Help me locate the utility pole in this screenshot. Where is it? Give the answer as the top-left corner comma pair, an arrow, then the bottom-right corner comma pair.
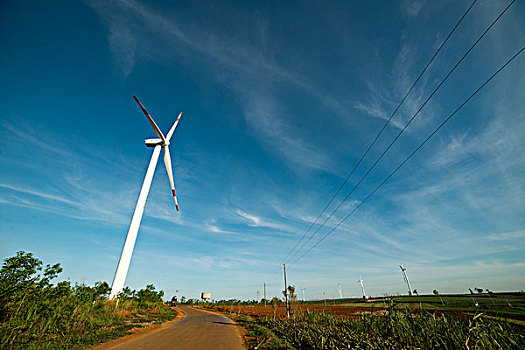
283,263 -> 289,319
264,282 -> 267,308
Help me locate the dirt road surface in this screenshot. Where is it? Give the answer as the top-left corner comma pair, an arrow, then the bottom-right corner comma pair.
106,306 -> 244,350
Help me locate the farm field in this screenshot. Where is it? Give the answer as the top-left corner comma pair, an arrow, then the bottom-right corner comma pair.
209,293 -> 525,322
200,294 -> 525,349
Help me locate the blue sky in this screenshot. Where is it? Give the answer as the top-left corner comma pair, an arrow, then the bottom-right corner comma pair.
1,0 -> 524,301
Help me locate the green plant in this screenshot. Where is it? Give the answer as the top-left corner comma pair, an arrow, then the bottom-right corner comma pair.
245,305 -> 524,349
0,251 -> 175,349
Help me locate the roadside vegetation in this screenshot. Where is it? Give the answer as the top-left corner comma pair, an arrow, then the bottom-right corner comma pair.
201,288 -> 524,350
226,306 -> 524,350
0,251 -> 176,349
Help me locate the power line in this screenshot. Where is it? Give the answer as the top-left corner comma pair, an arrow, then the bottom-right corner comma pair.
286,0 -> 516,264
281,0 -> 479,263
290,44 -> 524,266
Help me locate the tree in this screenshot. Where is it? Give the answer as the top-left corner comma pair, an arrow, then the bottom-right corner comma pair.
119,286 -> 134,300
287,285 -> 298,320
93,281 -> 111,299
0,251 -> 62,300
0,251 -> 42,287
136,284 -> 164,304
433,289 -> 439,295
271,297 -> 279,319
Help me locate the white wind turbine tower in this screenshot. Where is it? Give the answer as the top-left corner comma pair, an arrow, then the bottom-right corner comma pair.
110,96 -> 182,299
338,283 -> 343,299
358,274 -> 368,299
399,263 -> 413,296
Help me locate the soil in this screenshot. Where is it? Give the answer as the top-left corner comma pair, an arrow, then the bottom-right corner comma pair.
204,304 -> 525,322
90,307 -> 184,350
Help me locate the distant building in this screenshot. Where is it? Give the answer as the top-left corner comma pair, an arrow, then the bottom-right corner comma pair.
201,292 -> 211,302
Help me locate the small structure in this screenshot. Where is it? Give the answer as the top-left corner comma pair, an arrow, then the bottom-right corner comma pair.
201,292 -> 211,302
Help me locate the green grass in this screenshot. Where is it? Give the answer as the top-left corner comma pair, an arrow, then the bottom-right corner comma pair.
0,251 -> 177,349
236,306 -> 524,350
308,293 -> 525,319
234,315 -> 294,350
1,297 -> 177,349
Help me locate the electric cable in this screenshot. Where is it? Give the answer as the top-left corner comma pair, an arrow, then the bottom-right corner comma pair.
286,0 -> 516,263
281,0 -> 479,264
290,44 -> 525,266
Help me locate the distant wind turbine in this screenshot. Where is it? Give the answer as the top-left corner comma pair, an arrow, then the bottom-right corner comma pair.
399,263 -> 413,296
358,274 -> 367,299
110,96 -> 182,299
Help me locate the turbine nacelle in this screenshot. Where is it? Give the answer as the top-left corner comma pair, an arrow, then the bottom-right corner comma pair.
144,138 -> 165,147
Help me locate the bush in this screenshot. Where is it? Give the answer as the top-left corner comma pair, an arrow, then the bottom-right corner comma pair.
0,251 -> 172,349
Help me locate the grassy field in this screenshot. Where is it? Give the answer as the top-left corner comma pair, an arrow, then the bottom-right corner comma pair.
232,308 -> 524,349
308,292 -> 525,321
204,293 -> 525,349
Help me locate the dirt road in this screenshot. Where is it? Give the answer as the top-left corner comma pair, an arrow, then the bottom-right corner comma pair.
106,306 -> 244,350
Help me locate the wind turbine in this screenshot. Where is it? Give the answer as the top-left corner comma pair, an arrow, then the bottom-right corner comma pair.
337,283 -> 343,299
358,274 -> 368,299
109,96 -> 182,299
399,263 -> 413,296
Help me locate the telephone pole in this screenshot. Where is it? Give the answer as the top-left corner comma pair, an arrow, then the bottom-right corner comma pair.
283,263 -> 289,319
264,282 -> 267,308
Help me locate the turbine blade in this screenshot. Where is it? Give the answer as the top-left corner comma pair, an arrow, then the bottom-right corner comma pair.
166,112 -> 182,142
163,146 -> 180,211
133,96 -> 166,142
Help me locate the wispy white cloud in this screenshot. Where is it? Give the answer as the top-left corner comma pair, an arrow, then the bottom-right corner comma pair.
203,220 -> 239,236
353,41 -> 434,132
235,209 -> 293,232
0,181 -> 131,225
402,0 -> 427,18
484,231 -> 525,241
88,0 -> 345,171
241,91 -> 333,172
0,183 -> 76,206
0,120 -> 186,228
236,210 -> 262,227
108,21 -> 136,76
